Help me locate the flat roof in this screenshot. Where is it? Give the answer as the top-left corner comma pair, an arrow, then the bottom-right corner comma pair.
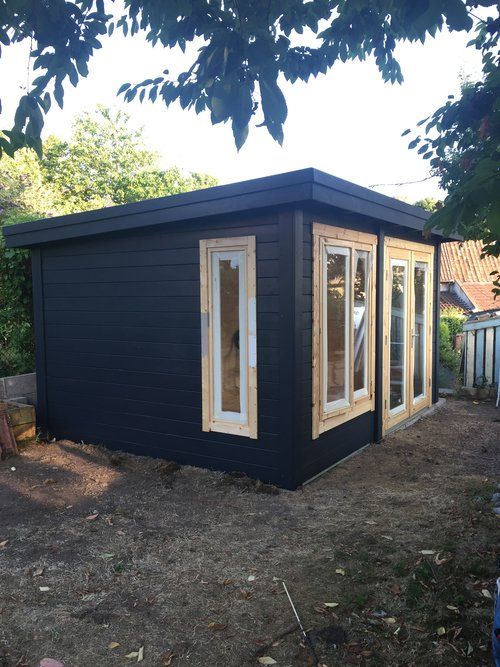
3,167 -> 450,248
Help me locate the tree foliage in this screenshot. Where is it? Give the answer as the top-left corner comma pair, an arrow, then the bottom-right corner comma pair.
0,106 -> 216,376
404,13 -> 499,292
1,0 -> 496,154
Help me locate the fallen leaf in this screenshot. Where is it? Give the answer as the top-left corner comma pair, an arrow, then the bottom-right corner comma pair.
39,586 -> 50,592
248,575 -> 256,582
434,553 -> 451,566
207,622 -> 227,631
85,513 -> 99,521
105,516 -> 114,526
437,626 -> 446,636
381,535 -> 393,541
258,658 -> 277,666
222,578 -> 234,586
335,568 -> 345,575
0,539 -> 9,548
324,602 -> 339,608
365,520 -> 376,525
160,652 -> 175,666
137,646 -> 144,662
43,478 -> 57,485
420,550 -> 436,555
33,566 -> 44,577
473,400 -> 479,405
125,652 -> 139,660
481,589 -> 492,599
240,589 -> 252,600
108,642 -> 120,650
446,605 -> 459,612
383,618 -> 397,625
102,553 -> 115,559
389,584 -> 401,596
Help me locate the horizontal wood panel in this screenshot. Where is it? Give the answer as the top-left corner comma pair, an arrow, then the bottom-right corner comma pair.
44,309 -> 280,331
46,338 -> 200,360
47,386 -> 278,421
43,221 -> 279,257
44,276 -> 279,298
46,349 -> 279,380
44,259 -> 278,284
47,377 -> 279,417
47,412 -> 282,467
47,397 -> 279,436
45,241 -> 279,270
45,324 -> 281,347
44,295 -> 279,314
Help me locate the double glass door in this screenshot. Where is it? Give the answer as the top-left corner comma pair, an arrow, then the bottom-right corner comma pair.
383,239 -> 434,432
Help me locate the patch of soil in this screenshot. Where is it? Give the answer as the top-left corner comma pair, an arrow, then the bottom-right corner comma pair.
0,398 -> 498,666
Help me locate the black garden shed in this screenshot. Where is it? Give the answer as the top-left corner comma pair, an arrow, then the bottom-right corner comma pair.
4,168 -> 450,489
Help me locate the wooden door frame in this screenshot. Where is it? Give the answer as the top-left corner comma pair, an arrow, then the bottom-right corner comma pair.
383,238 -> 434,434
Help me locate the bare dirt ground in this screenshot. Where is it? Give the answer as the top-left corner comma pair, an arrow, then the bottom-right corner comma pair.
0,397 -> 499,667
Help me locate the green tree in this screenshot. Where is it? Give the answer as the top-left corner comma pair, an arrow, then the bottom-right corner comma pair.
413,197 -> 442,213
405,16 -> 499,292
40,106 -> 217,213
0,106 -> 216,376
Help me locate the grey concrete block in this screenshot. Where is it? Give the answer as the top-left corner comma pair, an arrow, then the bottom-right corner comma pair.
0,373 -> 37,407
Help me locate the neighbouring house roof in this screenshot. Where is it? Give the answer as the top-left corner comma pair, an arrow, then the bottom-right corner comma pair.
441,240 -> 499,283
459,282 -> 499,313
440,240 -> 500,313
439,289 -> 471,314
3,168 -> 458,249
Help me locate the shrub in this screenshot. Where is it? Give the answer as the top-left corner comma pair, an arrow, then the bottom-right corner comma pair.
439,319 -> 461,375
0,223 -> 35,377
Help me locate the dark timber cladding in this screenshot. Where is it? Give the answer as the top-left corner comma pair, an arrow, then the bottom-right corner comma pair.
3,168 -> 453,489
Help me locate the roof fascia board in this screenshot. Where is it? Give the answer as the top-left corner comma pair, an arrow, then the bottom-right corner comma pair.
4,180 -> 314,248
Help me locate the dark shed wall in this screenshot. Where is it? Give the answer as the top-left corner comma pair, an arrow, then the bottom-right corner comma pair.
299,209 -> 378,482
298,207 -> 440,484
35,212 -> 295,487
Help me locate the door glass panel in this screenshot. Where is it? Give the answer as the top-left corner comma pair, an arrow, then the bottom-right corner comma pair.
389,261 -> 407,413
212,251 -> 246,420
354,250 -> 369,396
413,261 -> 427,401
325,246 -> 350,407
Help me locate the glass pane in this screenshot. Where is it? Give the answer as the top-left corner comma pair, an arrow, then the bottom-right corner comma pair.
219,257 -> 241,413
390,262 -> 407,412
413,262 -> 427,400
354,251 -> 368,394
326,247 -> 349,404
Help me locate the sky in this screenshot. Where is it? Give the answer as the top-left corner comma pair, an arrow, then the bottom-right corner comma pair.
0,12 -> 483,203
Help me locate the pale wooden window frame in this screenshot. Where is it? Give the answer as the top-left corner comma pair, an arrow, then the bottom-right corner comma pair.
312,224 -> 377,439
382,237 -> 434,433
200,236 -> 257,439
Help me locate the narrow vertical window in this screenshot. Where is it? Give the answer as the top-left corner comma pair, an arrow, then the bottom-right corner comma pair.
324,246 -> 350,409
353,250 -> 369,398
413,261 -> 428,403
389,260 -> 408,415
200,237 -> 257,438
313,224 -> 377,438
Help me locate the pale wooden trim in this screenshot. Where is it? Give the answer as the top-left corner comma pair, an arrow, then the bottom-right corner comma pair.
199,236 -> 257,439
200,239 -> 210,433
313,223 -> 377,246
385,236 -> 435,253
382,242 -> 435,433
247,236 -> 258,439
312,223 -> 378,439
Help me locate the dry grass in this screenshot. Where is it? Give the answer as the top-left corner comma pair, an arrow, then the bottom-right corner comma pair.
0,397 -> 499,667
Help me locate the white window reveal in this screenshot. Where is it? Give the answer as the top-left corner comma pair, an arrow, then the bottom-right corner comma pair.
200,237 -> 257,438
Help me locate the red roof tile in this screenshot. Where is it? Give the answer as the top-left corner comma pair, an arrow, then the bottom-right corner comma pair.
439,291 -> 470,314
459,282 -> 499,313
441,240 -> 500,283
